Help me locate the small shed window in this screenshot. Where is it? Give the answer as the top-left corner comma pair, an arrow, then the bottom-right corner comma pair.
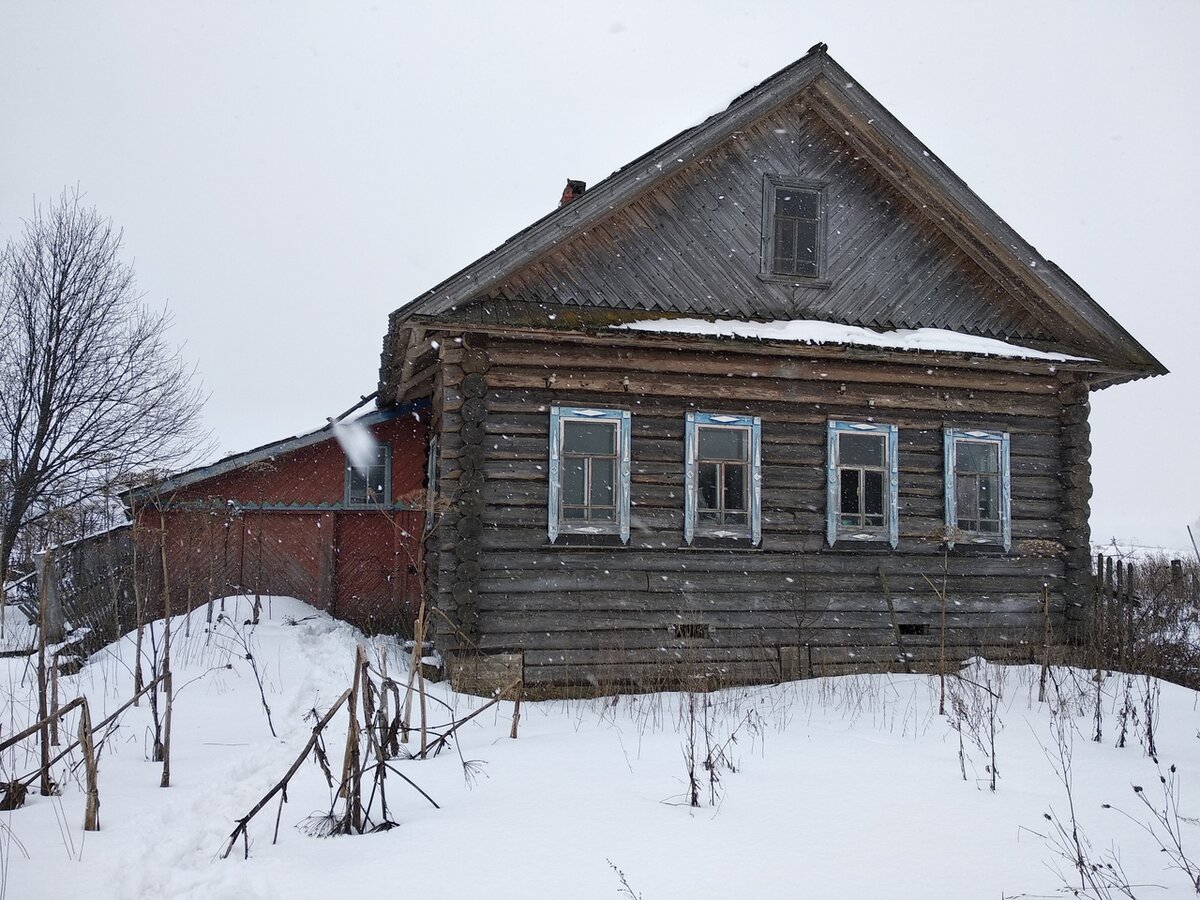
548,407 -> 631,542
762,175 -> 825,280
826,421 -> 898,548
345,444 -> 391,508
944,429 -> 1011,550
684,412 -> 761,545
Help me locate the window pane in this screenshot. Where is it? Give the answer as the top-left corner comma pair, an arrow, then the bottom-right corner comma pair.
840,432 -> 885,467
774,218 -> 795,271
724,464 -> 747,512
978,475 -> 998,520
956,475 -> 978,525
775,188 -> 818,220
348,468 -> 367,503
840,469 -> 860,515
957,440 -> 998,474
563,507 -> 586,519
698,463 -> 719,511
590,458 -> 615,508
724,511 -> 748,526
563,421 -> 616,455
563,458 -> 586,506
794,219 -> 817,266
698,427 -> 746,461
863,470 -> 884,516
591,508 -> 615,522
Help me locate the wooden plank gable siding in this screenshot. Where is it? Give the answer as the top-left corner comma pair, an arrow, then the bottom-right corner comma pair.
487,102 -> 1053,342
429,333 -> 1076,690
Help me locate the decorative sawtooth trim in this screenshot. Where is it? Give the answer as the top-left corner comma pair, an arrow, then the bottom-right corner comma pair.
1059,379 -> 1092,642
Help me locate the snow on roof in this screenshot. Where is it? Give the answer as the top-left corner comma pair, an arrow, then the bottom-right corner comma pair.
612,317 -> 1095,363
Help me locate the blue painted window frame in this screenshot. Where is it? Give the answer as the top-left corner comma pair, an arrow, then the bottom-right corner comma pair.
825,421 -> 899,548
425,434 -> 439,519
684,412 -> 762,545
548,406 -> 631,543
943,429 -> 1011,551
344,443 -> 392,509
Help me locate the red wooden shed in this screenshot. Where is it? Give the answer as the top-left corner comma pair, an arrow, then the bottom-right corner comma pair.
128,403 -> 429,635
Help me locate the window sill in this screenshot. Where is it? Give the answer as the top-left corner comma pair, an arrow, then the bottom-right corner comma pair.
686,536 -> 760,551
946,540 -> 1009,555
825,535 -> 896,551
756,272 -> 832,289
549,532 -> 628,548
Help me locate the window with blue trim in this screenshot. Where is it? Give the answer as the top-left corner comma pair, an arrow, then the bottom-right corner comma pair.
548,407 -> 631,542
685,412 -> 762,544
826,421 -> 898,547
345,444 -> 391,508
944,429 -> 1011,550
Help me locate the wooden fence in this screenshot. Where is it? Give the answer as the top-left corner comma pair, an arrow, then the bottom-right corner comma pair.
1090,550 -> 1200,682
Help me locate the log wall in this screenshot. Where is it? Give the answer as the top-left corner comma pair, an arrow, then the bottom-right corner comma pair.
430,334 -> 1075,692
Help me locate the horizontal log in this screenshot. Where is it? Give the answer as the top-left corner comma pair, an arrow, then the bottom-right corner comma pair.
484,340 -> 1064,389
476,591 -> 1059,616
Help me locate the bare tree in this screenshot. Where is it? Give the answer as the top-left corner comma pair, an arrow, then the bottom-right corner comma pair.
0,189 -> 208,617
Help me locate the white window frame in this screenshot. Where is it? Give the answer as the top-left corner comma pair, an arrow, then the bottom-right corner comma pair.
825,420 -> 899,548
548,406 -> 631,542
943,429 -> 1011,551
684,412 -> 762,545
344,443 -> 391,509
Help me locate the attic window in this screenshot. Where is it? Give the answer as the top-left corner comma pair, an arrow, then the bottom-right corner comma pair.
761,175 -> 826,282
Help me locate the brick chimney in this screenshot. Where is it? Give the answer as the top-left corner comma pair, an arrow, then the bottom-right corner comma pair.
559,179 -> 587,208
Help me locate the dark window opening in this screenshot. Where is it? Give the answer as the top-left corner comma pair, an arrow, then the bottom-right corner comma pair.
898,623 -> 928,636
769,184 -> 821,278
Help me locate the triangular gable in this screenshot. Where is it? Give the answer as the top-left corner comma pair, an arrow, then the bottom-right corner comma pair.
389,47 -> 1164,378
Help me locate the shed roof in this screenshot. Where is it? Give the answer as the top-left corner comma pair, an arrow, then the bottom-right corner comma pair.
128,403 -> 422,503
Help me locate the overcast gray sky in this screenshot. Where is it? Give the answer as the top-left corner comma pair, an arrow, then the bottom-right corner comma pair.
2,1 -> 1197,550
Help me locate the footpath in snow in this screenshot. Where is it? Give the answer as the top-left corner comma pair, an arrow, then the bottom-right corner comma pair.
3,597 -> 1200,899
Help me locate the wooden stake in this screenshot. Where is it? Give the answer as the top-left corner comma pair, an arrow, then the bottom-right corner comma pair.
36,549 -> 51,796
78,698 -> 99,831
509,678 -> 523,740
415,611 -> 429,757
340,645 -> 364,833
159,513 -> 172,677
1038,584 -> 1051,703
49,653 -> 60,747
159,670 -> 173,788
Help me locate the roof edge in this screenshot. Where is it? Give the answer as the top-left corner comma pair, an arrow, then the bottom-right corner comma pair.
127,402 -> 424,503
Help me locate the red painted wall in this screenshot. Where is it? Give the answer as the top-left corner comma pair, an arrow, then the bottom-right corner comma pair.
135,412 -> 428,635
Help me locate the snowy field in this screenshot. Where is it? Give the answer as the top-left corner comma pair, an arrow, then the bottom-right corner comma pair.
3,598 -> 1200,899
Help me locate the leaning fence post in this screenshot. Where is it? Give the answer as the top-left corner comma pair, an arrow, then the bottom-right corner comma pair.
36,549 -> 52,796
78,698 -> 100,831
159,670 -> 173,788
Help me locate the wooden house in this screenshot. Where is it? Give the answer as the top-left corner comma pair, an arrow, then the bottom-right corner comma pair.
378,46 -> 1164,694
128,403 -> 428,635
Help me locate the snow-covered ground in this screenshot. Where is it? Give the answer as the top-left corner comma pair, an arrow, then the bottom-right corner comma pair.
4,598 -> 1200,899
